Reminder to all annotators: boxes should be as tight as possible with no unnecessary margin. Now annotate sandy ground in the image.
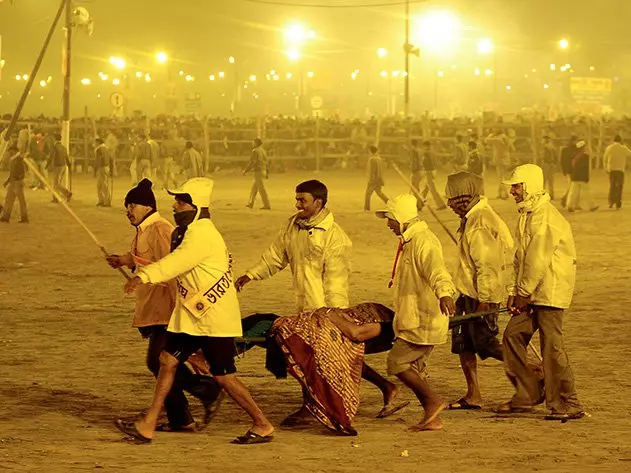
[0,167,630,473]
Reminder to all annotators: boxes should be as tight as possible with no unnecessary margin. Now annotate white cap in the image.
[167,177,214,208]
[576,140,586,149]
[375,194,418,224]
[501,164,544,194]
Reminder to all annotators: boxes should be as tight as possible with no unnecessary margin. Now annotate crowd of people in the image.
[1,113,630,222]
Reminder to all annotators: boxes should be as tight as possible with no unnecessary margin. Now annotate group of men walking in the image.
[107,156,585,445]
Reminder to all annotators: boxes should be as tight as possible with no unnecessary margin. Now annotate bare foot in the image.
[411,402,447,431]
[134,420,155,440]
[409,418,444,432]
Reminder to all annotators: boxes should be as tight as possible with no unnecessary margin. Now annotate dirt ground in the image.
[0,167,630,473]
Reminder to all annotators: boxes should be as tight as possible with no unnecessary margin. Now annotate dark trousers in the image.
[1,181,28,222]
[608,171,624,208]
[145,326,222,427]
[364,182,388,210]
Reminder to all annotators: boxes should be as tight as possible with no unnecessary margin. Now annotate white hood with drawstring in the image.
[503,165,577,308]
[377,194,456,345]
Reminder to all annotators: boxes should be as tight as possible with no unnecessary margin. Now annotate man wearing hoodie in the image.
[117,178,274,444]
[236,179,405,424]
[500,164,585,421]
[106,178,221,434]
[376,194,456,431]
[566,140,598,213]
[445,172,513,410]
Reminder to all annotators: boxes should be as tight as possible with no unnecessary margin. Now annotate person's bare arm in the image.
[327,310,381,342]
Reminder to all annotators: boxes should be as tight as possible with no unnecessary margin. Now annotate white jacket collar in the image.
[138,211,162,230]
[401,220,429,243]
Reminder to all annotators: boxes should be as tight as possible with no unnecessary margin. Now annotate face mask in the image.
[174,209,197,228]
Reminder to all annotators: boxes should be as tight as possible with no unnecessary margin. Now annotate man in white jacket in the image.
[500,164,585,421]
[116,178,274,444]
[376,194,456,431]
[445,172,513,410]
[236,179,406,422]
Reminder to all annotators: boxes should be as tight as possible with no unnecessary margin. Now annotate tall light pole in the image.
[61,0,72,161]
[404,0,410,117]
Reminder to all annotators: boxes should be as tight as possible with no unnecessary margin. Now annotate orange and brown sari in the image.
[270,303,393,436]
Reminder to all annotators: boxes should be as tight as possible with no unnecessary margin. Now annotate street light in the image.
[80,78,91,85]
[413,10,462,56]
[249,74,257,82]
[229,56,235,64]
[477,38,494,55]
[156,51,168,64]
[109,56,126,70]
[559,39,569,50]
[286,47,301,61]
[283,23,315,46]
[377,47,388,58]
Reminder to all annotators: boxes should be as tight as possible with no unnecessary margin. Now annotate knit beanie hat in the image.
[125,178,157,209]
[445,171,484,199]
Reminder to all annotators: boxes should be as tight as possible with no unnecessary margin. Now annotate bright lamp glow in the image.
[39,80,47,87]
[283,23,315,46]
[477,38,493,55]
[156,52,168,64]
[112,78,120,85]
[559,39,569,50]
[81,78,91,85]
[377,47,388,58]
[413,10,462,56]
[249,74,257,82]
[229,56,235,64]
[286,48,301,61]
[109,56,126,70]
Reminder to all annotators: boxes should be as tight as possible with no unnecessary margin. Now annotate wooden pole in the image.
[0,0,67,160]
[23,156,131,281]
[391,163,458,245]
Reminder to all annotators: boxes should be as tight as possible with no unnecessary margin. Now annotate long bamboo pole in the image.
[23,156,131,281]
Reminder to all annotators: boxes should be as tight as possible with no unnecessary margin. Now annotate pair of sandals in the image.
[114,419,274,445]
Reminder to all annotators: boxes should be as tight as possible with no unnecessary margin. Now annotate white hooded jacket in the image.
[379,195,456,345]
[506,165,577,308]
[246,210,352,313]
[454,196,514,303]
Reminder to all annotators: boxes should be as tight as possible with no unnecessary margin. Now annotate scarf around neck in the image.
[171,208,211,251]
[295,208,330,231]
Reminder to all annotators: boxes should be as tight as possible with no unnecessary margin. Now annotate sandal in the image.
[231,430,274,445]
[114,419,152,443]
[155,422,197,433]
[448,398,482,410]
[376,400,411,418]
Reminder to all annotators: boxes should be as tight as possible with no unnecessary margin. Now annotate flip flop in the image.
[544,411,587,422]
[155,422,197,433]
[231,430,274,445]
[448,398,482,410]
[114,419,152,443]
[376,400,411,418]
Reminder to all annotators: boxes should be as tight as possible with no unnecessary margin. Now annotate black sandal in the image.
[231,430,274,445]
